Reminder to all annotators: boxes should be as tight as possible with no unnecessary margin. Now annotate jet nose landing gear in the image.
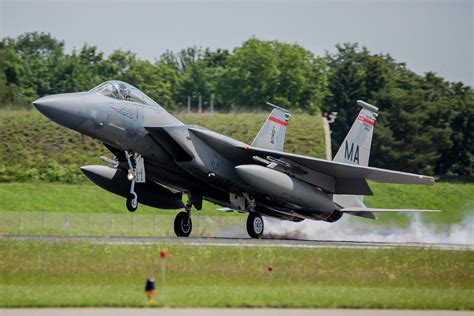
[125,151,145,212]
[126,192,138,212]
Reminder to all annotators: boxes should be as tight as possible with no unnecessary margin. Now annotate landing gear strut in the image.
[174,197,192,237]
[125,151,144,212]
[242,194,263,239]
[247,212,264,239]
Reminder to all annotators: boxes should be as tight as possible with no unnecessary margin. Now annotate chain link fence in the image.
[0,211,247,238]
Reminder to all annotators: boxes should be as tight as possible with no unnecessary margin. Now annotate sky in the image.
[1,0,473,86]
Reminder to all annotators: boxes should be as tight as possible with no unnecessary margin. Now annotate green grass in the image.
[0,240,473,309]
[0,181,472,226]
[0,182,224,215]
[366,181,474,226]
[0,109,325,183]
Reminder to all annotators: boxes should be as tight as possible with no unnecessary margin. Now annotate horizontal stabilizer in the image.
[341,207,442,213]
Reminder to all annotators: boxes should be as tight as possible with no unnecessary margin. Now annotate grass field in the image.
[0,239,473,309]
[0,110,325,183]
[0,181,472,225]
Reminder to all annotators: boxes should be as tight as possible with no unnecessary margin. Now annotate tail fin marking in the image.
[333,100,378,167]
[251,102,291,151]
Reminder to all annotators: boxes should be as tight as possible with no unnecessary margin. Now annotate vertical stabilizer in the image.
[251,102,291,151]
[333,100,378,212]
[333,100,378,166]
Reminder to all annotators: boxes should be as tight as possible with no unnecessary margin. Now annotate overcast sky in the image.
[1,0,473,86]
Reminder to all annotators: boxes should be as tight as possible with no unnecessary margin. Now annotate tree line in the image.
[0,32,472,176]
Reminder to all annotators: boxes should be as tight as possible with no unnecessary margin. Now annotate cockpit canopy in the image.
[90,81,159,107]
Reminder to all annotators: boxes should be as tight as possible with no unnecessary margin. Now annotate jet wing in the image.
[237,145,435,186]
[180,127,434,195]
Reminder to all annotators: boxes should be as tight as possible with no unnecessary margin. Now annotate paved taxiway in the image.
[1,308,473,316]
[2,234,473,250]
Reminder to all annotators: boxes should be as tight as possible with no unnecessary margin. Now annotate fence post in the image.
[108,214,113,236]
[132,214,136,235]
[210,94,214,113]
[88,213,92,235]
[63,213,70,231]
[19,211,23,233]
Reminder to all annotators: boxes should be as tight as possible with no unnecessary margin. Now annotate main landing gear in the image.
[174,199,192,237]
[125,151,145,212]
[247,212,264,239]
[242,194,264,239]
[173,193,203,237]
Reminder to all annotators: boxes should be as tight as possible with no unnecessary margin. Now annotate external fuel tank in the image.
[81,165,184,209]
[235,164,337,212]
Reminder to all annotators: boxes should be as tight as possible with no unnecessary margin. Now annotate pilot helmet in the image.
[118,82,131,100]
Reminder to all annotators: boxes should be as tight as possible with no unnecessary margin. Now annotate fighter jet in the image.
[33,80,439,238]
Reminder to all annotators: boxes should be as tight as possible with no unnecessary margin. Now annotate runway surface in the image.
[1,308,473,316]
[2,234,473,250]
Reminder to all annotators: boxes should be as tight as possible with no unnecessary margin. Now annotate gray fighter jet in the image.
[33,80,439,238]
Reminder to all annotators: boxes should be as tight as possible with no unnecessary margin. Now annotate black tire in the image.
[126,194,138,212]
[174,212,192,237]
[247,213,264,239]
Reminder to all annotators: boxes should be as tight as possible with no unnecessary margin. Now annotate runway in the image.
[1,308,473,316]
[2,234,473,250]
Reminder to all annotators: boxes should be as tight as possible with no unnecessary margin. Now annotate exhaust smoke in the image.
[263,213,474,245]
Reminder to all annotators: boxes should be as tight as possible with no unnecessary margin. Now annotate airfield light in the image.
[145,277,155,304]
[159,248,168,301]
[160,248,167,258]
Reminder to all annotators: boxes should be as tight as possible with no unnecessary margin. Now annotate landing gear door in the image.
[229,193,246,211]
[135,156,146,183]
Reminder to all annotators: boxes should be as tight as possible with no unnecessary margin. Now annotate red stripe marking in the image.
[357,115,375,126]
[268,116,288,126]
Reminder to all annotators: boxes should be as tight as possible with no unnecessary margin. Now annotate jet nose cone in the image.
[33,95,54,112]
[80,165,115,181]
[33,93,88,130]
[79,165,94,177]
[33,95,64,124]
[33,94,73,115]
